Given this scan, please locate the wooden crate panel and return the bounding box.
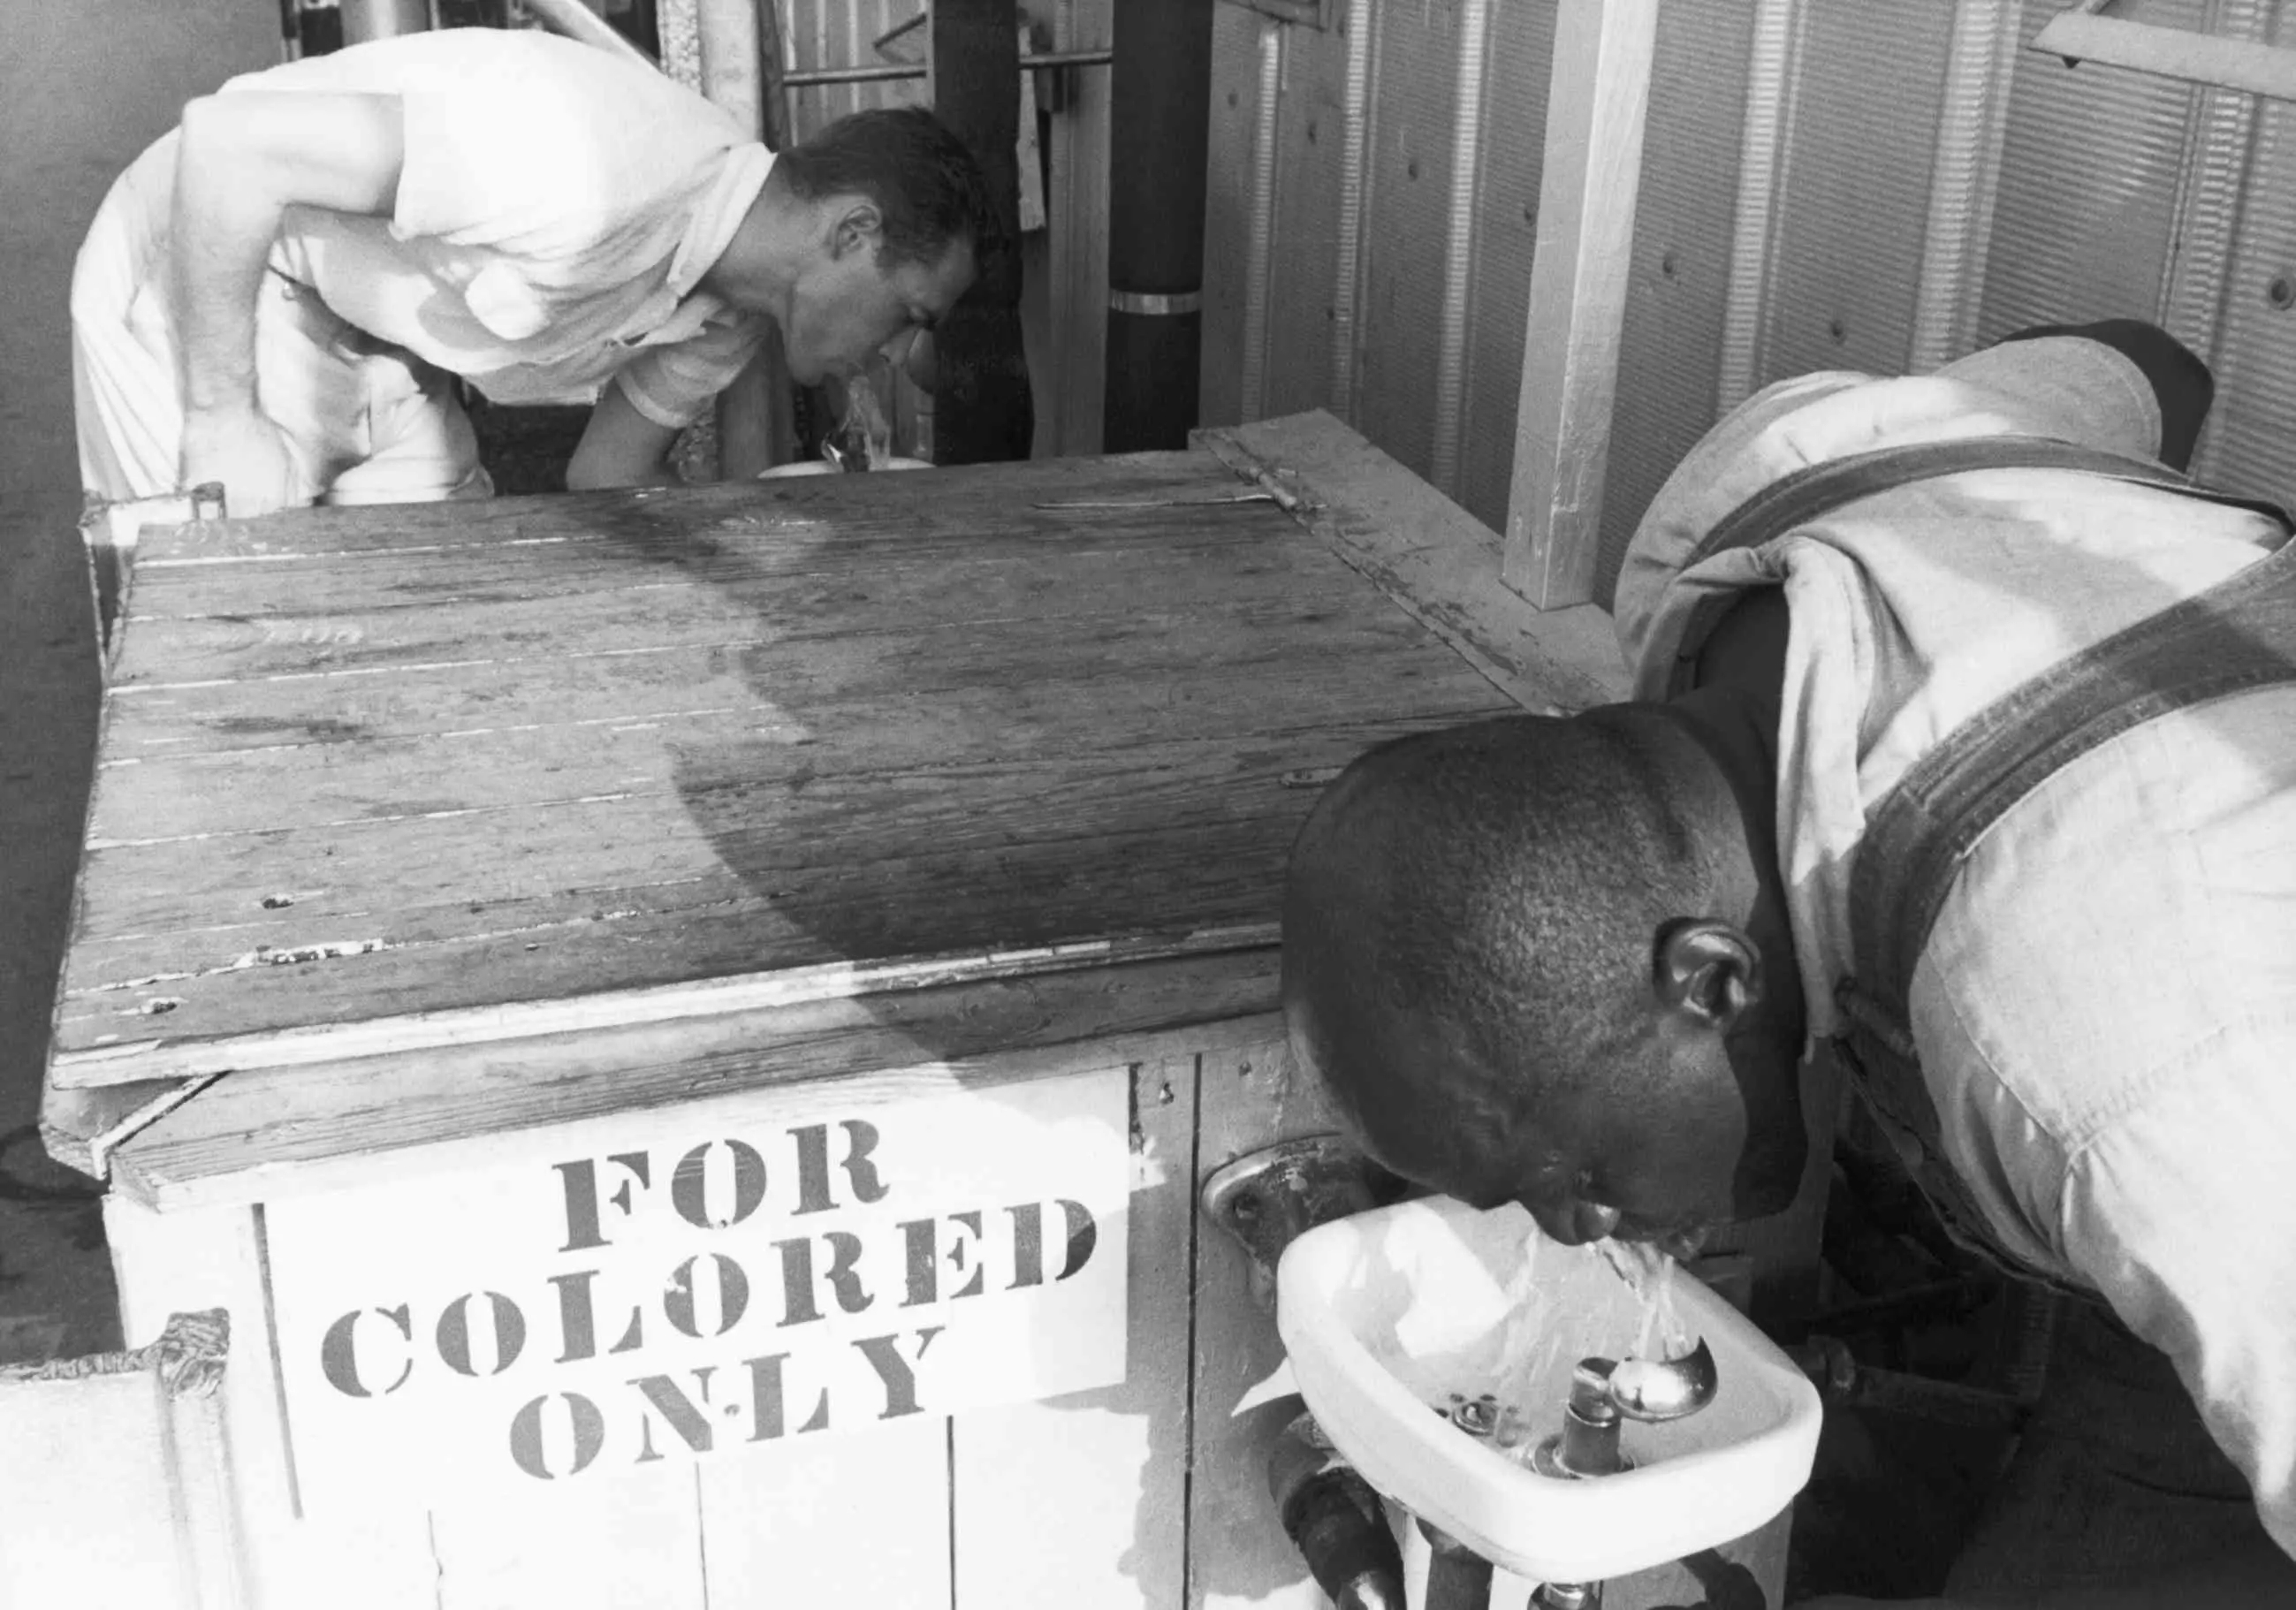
[948,1055,1196,1609]
[57,445,1519,1082]
[698,1419,952,1606]
[1188,1037,1337,1610]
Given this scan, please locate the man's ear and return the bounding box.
[1651,919,1763,1031]
[831,198,885,261]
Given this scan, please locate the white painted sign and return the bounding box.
[263,1069,1131,1514]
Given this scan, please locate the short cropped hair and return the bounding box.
[1282,711,1720,1146]
[778,106,1007,277]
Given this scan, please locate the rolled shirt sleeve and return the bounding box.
[612,313,766,430]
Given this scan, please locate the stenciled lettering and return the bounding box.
[552,1151,651,1253]
[743,1350,832,1442]
[320,1304,414,1399]
[669,1139,767,1231]
[509,1391,606,1480]
[850,1327,943,1420]
[435,1291,527,1378]
[898,1211,987,1307]
[630,1366,718,1462]
[663,1253,751,1340]
[547,1268,645,1363]
[789,1119,890,1214]
[775,1232,872,1325]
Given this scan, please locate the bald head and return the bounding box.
[1281,710,1736,1177]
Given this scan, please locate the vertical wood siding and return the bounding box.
[1205,0,2296,610]
[1594,0,1759,608]
[1457,1,1558,534]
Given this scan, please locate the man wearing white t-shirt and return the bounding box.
[72,28,995,515]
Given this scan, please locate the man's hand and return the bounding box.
[179,405,308,518]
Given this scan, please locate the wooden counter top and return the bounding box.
[49,412,1631,1197]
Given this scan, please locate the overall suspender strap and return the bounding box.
[1850,526,2296,1031]
[1663,435,2280,697]
[1676,433,2296,1284]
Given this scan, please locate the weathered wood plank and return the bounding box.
[1502,0,1661,609]
[949,1055,1194,1609]
[55,825,1289,1072]
[60,431,1519,1083]
[1201,413,1631,712]
[119,452,1221,564]
[88,707,1472,846]
[1187,1037,1336,1610]
[101,1197,442,1609]
[113,497,1312,641]
[427,1469,705,1610]
[0,1368,194,1607]
[110,951,1282,1208]
[92,595,1486,765]
[697,1421,952,1606]
[56,694,1472,1055]
[103,547,1433,710]
[72,713,1459,932]
[1047,0,1114,455]
[39,1075,208,1180]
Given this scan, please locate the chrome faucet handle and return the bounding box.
[1604,1339,1718,1423]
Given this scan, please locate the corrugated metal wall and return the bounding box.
[1200,0,2296,605]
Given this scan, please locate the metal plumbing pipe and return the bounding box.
[1103,0,1217,450]
[339,0,430,42]
[1267,1411,1404,1610]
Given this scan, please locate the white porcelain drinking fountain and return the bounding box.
[1204,1139,1823,1609]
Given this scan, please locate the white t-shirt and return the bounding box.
[224,30,772,425]
[1616,336,2296,1557]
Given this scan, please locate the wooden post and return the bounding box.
[1501,0,1661,611]
[1047,0,1114,456]
[930,0,1037,464]
[2032,7,2296,100]
[704,0,799,478]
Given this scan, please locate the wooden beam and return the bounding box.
[2034,8,2296,101]
[523,0,659,72]
[1048,0,1114,455]
[1502,0,1661,610]
[702,0,799,477]
[40,1075,218,1181]
[1201,411,1632,714]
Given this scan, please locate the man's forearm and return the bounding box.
[165,91,407,419]
[170,97,288,416]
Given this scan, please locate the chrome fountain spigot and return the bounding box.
[1533,1339,1718,1481]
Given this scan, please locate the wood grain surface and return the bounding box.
[56,440,1516,1090]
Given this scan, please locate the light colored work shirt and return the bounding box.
[1614,336,2296,1557]
[230,28,772,426]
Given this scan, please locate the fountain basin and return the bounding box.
[1276,1196,1822,1583]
